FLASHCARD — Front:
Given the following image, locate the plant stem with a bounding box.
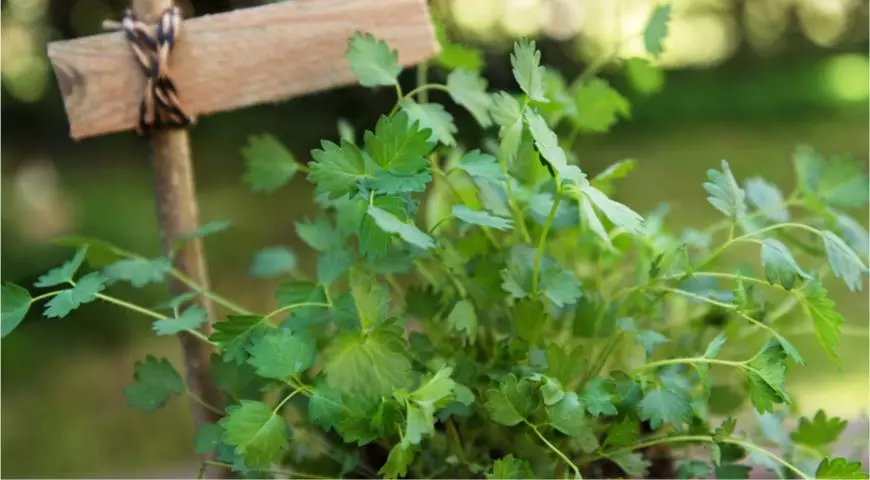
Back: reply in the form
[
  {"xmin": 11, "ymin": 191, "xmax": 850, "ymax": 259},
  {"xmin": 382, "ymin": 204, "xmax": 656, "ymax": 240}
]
[
  {"xmin": 264, "ymin": 301, "xmax": 332, "ymax": 321},
  {"xmin": 634, "ymin": 356, "xmax": 746, "ymax": 372},
  {"xmin": 95, "ymin": 293, "xmax": 216, "ymax": 346},
  {"xmin": 532, "ymin": 187, "xmax": 562, "ymax": 296},
  {"xmin": 187, "ymin": 391, "xmax": 224, "ymax": 415},
  {"xmin": 656, "ymin": 286, "xmax": 783, "ymax": 339},
  {"xmin": 695, "ymin": 222, "xmax": 824, "ymax": 272},
  {"xmin": 526, "ymin": 421, "xmax": 582, "ymax": 479},
  {"xmin": 416, "ymin": 63, "xmax": 430, "ymax": 103},
  {"xmin": 429, "ymin": 156, "xmax": 498, "ymax": 245},
  {"xmin": 171, "ymin": 270, "xmax": 252, "ymax": 314},
  {"xmin": 273, "ymin": 385, "xmax": 305, "ymax": 414},
  {"xmin": 599, "ymin": 435, "xmax": 810, "ymax": 480},
  {"xmin": 30, "ymin": 291, "xmax": 60, "ymax": 303},
  {"xmin": 389, "ymin": 83, "xmax": 451, "ymax": 115}
]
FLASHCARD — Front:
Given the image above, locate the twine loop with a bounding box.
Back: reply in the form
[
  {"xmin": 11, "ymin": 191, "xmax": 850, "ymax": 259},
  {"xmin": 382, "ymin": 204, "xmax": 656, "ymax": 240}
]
[{"xmin": 105, "ymin": 7, "xmax": 194, "ymax": 136}]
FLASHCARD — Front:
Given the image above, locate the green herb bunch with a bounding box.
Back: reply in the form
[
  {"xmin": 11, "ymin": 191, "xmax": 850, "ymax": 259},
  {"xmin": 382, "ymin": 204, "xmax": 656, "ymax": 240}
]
[{"xmin": 3, "ymin": 5, "xmax": 869, "ymax": 479}]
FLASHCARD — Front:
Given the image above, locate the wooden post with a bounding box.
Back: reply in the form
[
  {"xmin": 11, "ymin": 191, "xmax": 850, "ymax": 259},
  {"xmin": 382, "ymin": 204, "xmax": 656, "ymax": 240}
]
[{"xmin": 130, "ymin": 1, "xmax": 224, "ymax": 477}]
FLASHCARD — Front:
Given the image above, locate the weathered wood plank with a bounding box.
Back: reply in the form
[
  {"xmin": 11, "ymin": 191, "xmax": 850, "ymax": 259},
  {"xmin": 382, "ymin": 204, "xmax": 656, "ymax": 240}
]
[{"xmin": 47, "ymin": 0, "xmax": 439, "ymax": 139}]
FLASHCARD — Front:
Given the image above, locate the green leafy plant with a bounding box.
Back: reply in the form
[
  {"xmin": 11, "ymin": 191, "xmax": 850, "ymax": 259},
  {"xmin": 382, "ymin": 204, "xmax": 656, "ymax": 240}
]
[{"xmin": 4, "ymin": 7, "xmax": 869, "ymax": 479}]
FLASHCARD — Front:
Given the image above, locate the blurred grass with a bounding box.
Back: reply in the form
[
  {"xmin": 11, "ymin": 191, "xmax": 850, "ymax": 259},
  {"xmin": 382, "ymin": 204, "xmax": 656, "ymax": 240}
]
[{"xmin": 1, "ymin": 111, "xmax": 867, "ymax": 477}]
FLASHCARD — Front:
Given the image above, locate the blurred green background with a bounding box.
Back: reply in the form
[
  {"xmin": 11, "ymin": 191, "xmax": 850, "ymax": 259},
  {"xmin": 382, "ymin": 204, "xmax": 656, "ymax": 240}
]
[{"xmin": 1, "ymin": 0, "xmax": 868, "ymax": 476}]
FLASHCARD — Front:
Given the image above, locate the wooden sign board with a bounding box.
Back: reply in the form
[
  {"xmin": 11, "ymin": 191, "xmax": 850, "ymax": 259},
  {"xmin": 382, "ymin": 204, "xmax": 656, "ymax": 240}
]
[{"xmin": 47, "ymin": 0, "xmax": 439, "ymax": 140}]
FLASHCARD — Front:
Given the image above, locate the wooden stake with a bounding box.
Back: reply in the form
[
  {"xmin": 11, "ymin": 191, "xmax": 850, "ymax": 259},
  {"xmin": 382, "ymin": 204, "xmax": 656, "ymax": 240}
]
[{"xmin": 132, "ymin": 1, "xmax": 225, "ymax": 477}]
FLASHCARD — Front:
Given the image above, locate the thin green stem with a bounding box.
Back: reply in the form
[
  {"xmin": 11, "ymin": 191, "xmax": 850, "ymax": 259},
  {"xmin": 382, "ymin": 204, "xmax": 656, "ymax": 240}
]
[
  {"xmin": 531, "ymin": 187, "xmax": 562, "ymax": 296},
  {"xmin": 657, "ymin": 286, "xmax": 781, "ymax": 339},
  {"xmin": 634, "ymin": 356, "xmax": 747, "ymax": 372},
  {"xmin": 30, "ymin": 291, "xmax": 60, "ymax": 303},
  {"xmin": 95, "ymin": 293, "xmax": 215, "ymax": 346},
  {"xmin": 394, "ymin": 82, "xmax": 403, "ymax": 103},
  {"xmin": 273, "ymin": 386, "xmax": 305, "ymax": 414},
  {"xmin": 187, "ymin": 391, "xmax": 224, "ymax": 416},
  {"xmin": 264, "ymin": 301, "xmax": 332, "ymax": 321},
  {"xmin": 599, "ymin": 435, "xmax": 809, "ymax": 480},
  {"xmin": 430, "ymin": 157, "xmax": 498, "ymax": 245},
  {"xmin": 695, "ymin": 222, "xmax": 824, "ymax": 272},
  {"xmin": 415, "ymin": 63, "xmax": 430, "ymax": 103},
  {"xmin": 526, "ymin": 421, "xmax": 582, "ymax": 479},
  {"xmin": 389, "ymin": 83, "xmax": 450, "ymax": 115},
  {"xmin": 170, "ymin": 270, "xmax": 252, "ymax": 315}
]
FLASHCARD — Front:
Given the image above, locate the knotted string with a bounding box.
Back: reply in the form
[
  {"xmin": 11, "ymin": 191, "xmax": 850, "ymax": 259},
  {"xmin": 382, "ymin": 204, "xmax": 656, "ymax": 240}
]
[{"xmin": 104, "ymin": 7, "xmax": 194, "ymax": 136}]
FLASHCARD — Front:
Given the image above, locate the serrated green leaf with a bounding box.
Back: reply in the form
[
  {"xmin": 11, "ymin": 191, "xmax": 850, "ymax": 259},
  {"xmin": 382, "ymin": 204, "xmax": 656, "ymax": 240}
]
[
  {"xmin": 644, "ymin": 4, "xmax": 672, "ymax": 55},
  {"xmin": 704, "ymin": 160, "xmax": 747, "ymax": 219},
  {"xmin": 835, "ymin": 212, "xmax": 869, "ymax": 258},
  {"xmin": 309, "ymin": 139, "xmax": 369, "ymax": 199},
  {"xmin": 537, "ymin": 375, "xmax": 565, "ymax": 406},
  {"xmin": 349, "ymin": 269, "xmax": 388, "ymax": 330},
  {"xmin": 447, "ymin": 299, "xmax": 477, "ymax": 344},
  {"xmin": 249, "ymin": 247, "xmax": 296, "ymax": 279},
  {"xmin": 359, "ymin": 196, "xmax": 408, "ymax": 258},
  {"xmin": 400, "ymin": 99, "xmax": 457, "ymax": 146},
  {"xmin": 153, "ymin": 305, "xmax": 207, "ymax": 335},
  {"xmin": 210, "ymin": 315, "xmax": 267, "ymax": 365},
  {"xmin": 580, "ymin": 377, "xmax": 617, "ymax": 416},
  {"xmin": 636, "ymin": 329, "xmax": 669, "ymax": 356},
  {"xmin": 367, "ymin": 204, "xmax": 434, "ymax": 250},
  {"xmin": 513, "ymin": 298, "xmax": 545, "ymax": 344},
  {"xmin": 103, "ymin": 257, "xmax": 171, "ymax": 288},
  {"xmin": 746, "ymin": 341, "xmax": 791, "ymax": 413},
  {"xmin": 581, "ymin": 186, "xmax": 645, "ymax": 237},
  {"xmin": 485, "ymin": 374, "xmax": 535, "ymax": 426},
  {"xmin": 761, "ymin": 239, "xmax": 809, "ymax": 290},
  {"xmin": 604, "ymin": 417, "xmax": 639, "ymax": 447},
  {"xmin": 368, "ymin": 169, "xmax": 432, "ymax": 195},
  {"xmin": 624, "ymin": 57, "xmax": 664, "ymax": 94},
  {"xmin": 403, "ymin": 401, "xmax": 432, "ymax": 446},
  {"xmin": 242, "ymin": 134, "xmax": 298, "ymax": 193},
  {"xmin": 379, "ymin": 442, "xmax": 415, "ymax": 479},
  {"xmin": 570, "ymin": 78, "xmax": 630, "ymax": 133},
  {"xmin": 1, "ymin": 283, "xmax": 31, "ymax": 338},
  {"xmin": 816, "ymin": 457, "xmax": 869, "ymax": 479},
  {"xmin": 124, "ymin": 355, "xmax": 185, "ymax": 412},
  {"xmin": 437, "ymin": 41, "xmax": 484, "ymax": 71},
  {"xmin": 639, "ymin": 386, "xmax": 692, "ymax": 429},
  {"xmin": 43, "ymin": 272, "xmax": 106, "ymax": 319},
  {"xmin": 511, "ymin": 39, "xmax": 548, "ymax": 103},
  {"xmin": 458, "ymin": 150, "xmax": 505, "ymax": 182},
  {"xmin": 491, "ymin": 92, "xmax": 524, "ymax": 160},
  {"xmin": 323, "ymin": 320, "xmax": 410, "ymax": 396},
  {"xmin": 452, "ymin": 205, "xmax": 513, "ymax": 231},
  {"xmin": 746, "ymin": 177, "xmax": 789, "ymax": 222},
  {"xmin": 801, "ymin": 281, "xmax": 844, "ymax": 365},
  {"xmin": 295, "ymin": 217, "xmax": 342, "ymax": 252},
  {"xmin": 610, "ymin": 452, "xmax": 651, "ymax": 477},
  {"xmin": 308, "ymin": 383, "xmax": 343, "ymax": 432},
  {"xmin": 247, "ymin": 329, "xmax": 315, "ymax": 380},
  {"xmin": 488, "ymin": 454, "xmax": 534, "ymax": 479},
  {"xmin": 410, "ymin": 366, "xmax": 456, "ymax": 408},
  {"xmin": 792, "ymin": 410, "xmax": 847, "ymax": 449},
  {"xmin": 447, "ymin": 69, "xmax": 492, "ymax": 127},
  {"xmin": 35, "ymin": 246, "xmax": 88, "ymax": 287},
  {"xmin": 546, "ymin": 343, "xmax": 586, "ymax": 388},
  {"xmin": 317, "ymin": 249, "xmax": 353, "ymax": 286},
  {"xmin": 677, "ymin": 460, "xmax": 711, "ymax": 479},
  {"xmin": 364, "ymin": 112, "xmax": 434, "ymax": 174},
  {"xmin": 194, "ymin": 423, "xmax": 225, "ymax": 454},
  {"xmin": 547, "ymin": 392, "xmax": 600, "ymax": 451},
  {"xmin": 346, "ymin": 32, "xmax": 401, "ymax": 87},
  {"xmin": 822, "ymin": 230, "xmax": 867, "ymax": 292},
  {"xmin": 817, "ymin": 156, "xmax": 870, "ymax": 208},
  {"xmin": 220, "ymin": 400, "xmax": 288, "ymax": 469},
  {"xmin": 524, "ymin": 109, "xmax": 569, "ymax": 176},
  {"xmin": 541, "ymin": 267, "xmax": 583, "ymax": 307}
]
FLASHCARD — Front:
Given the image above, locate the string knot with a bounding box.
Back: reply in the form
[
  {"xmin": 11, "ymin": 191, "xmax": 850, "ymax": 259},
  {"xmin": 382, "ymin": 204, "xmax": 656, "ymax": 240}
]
[{"xmin": 108, "ymin": 7, "xmax": 194, "ymax": 136}]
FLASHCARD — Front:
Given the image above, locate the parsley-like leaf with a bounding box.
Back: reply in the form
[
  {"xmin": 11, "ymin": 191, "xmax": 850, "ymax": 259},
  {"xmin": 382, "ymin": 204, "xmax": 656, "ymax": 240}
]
[
  {"xmin": 511, "ymin": 39, "xmax": 548, "ymax": 103},
  {"xmin": 295, "ymin": 217, "xmax": 343, "ymax": 252},
  {"xmin": 491, "ymin": 92, "xmax": 524, "ymax": 160},
  {"xmin": 801, "ymin": 282, "xmax": 844, "ymax": 364},
  {"xmin": 791, "ymin": 410, "xmax": 847, "ymax": 449},
  {"xmin": 704, "ymin": 333, "xmax": 727, "ymax": 358},
  {"xmin": 746, "ymin": 177, "xmax": 789, "ymax": 222},
  {"xmin": 677, "ymin": 460, "xmax": 712, "ymax": 479},
  {"xmin": 570, "ymin": 78, "xmax": 631, "ymax": 133},
  {"xmin": 453, "ymin": 205, "xmax": 513, "ymax": 231},
  {"xmin": 546, "ymin": 343, "xmax": 586, "ymax": 386},
  {"xmin": 309, "ymin": 139, "xmax": 369, "ymax": 199},
  {"xmin": 220, "ymin": 400, "xmax": 288, "ymax": 469},
  {"xmin": 644, "ymin": 4, "xmax": 672, "ymax": 55},
  {"xmin": 103, "ymin": 257, "xmax": 171, "ymax": 288},
  {"xmin": 488, "ymin": 455, "xmax": 534, "ymax": 479},
  {"xmin": 485, "ymin": 374, "xmax": 536, "ymax": 426},
  {"xmin": 317, "ymin": 249, "xmax": 353, "ymax": 286},
  {"xmin": 746, "ymin": 340, "xmax": 791, "ymax": 413},
  {"xmin": 815, "ymin": 457, "xmax": 869, "ymax": 479},
  {"xmin": 604, "ymin": 417, "xmax": 639, "ymax": 447},
  {"xmin": 308, "ymin": 383, "xmax": 343, "ymax": 432},
  {"xmin": 624, "ymin": 58, "xmax": 664, "ymax": 94},
  {"xmin": 194, "ymin": 423, "xmax": 225, "ymax": 454},
  {"xmin": 173, "ymin": 220, "xmax": 231, "ymax": 251},
  {"xmin": 638, "ymin": 386, "xmax": 693, "ymax": 429},
  {"xmin": 44, "ymin": 272, "xmax": 106, "ymax": 318},
  {"xmin": 346, "ymin": 33, "xmax": 401, "ymax": 87},
  {"xmin": 447, "ymin": 299, "xmax": 477, "ymax": 345},
  {"xmin": 610, "ymin": 452, "xmax": 651, "ymax": 478},
  {"xmin": 547, "ymin": 392, "xmax": 600, "ymax": 451},
  {"xmin": 364, "ymin": 112, "xmax": 434, "ymax": 175},
  {"xmin": 822, "ymin": 230, "xmax": 867, "ymax": 292},
  {"xmin": 368, "ymin": 169, "xmax": 432, "ymax": 195},
  {"xmin": 400, "ymin": 99, "xmax": 457, "ymax": 146},
  {"xmin": 35, "ymin": 246, "xmax": 88, "ymax": 287},
  {"xmin": 580, "ymin": 377, "xmax": 617, "ymax": 416},
  {"xmin": 581, "ymin": 186, "xmax": 645, "ymax": 236},
  {"xmin": 1, "ymin": 283, "xmax": 31, "ymax": 338},
  {"xmin": 524, "ymin": 109, "xmax": 569, "ymax": 176},
  {"xmin": 459, "ymin": 150, "xmax": 506, "ymax": 182},
  {"xmin": 247, "ymin": 329, "xmax": 315, "ymax": 380},
  {"xmin": 210, "ymin": 315, "xmax": 268, "ymax": 365},
  {"xmin": 817, "ymin": 156, "xmax": 870, "ymax": 208},
  {"xmin": 704, "ymin": 160, "xmax": 747, "ymax": 219},
  {"xmin": 323, "ymin": 320, "xmax": 410, "ymax": 396},
  {"xmin": 242, "ymin": 134, "xmax": 298, "ymax": 193},
  {"xmin": 379, "ymin": 443, "xmax": 415, "ymax": 479},
  {"xmin": 761, "ymin": 239, "xmax": 809, "ymax": 290},
  {"xmin": 367, "ymin": 204, "xmax": 434, "ymax": 250},
  {"xmin": 249, "ymin": 247, "xmax": 296, "ymax": 279},
  {"xmin": 124, "ymin": 355, "xmax": 185, "ymax": 412},
  {"xmin": 447, "ymin": 69, "xmax": 493, "ymax": 127},
  {"xmin": 153, "ymin": 305, "xmax": 207, "ymax": 335},
  {"xmin": 349, "ymin": 269, "xmax": 389, "ymax": 330}
]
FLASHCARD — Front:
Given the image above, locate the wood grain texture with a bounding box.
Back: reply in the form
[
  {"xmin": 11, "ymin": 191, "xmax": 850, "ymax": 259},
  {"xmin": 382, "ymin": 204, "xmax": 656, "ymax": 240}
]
[{"xmin": 47, "ymin": 0, "xmax": 439, "ymax": 139}]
